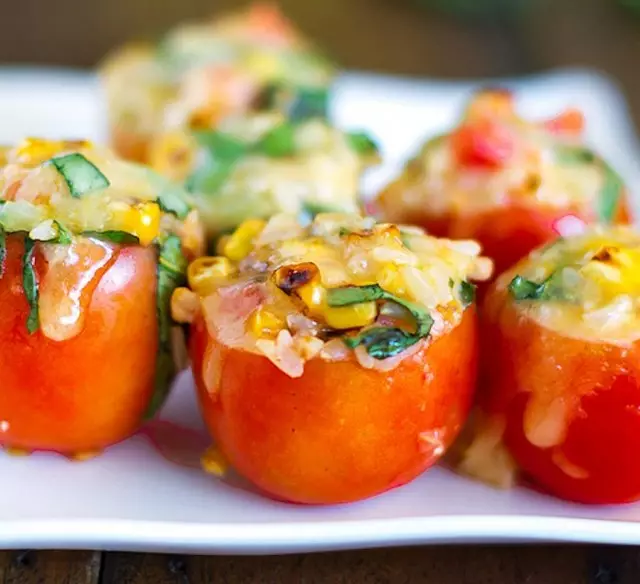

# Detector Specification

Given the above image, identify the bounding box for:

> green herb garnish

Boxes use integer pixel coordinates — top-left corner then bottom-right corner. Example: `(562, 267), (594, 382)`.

(22, 237), (39, 334)
(347, 131), (378, 156)
(257, 84), (329, 121)
(158, 185), (191, 219)
(458, 281), (476, 307)
(256, 122), (297, 157)
(50, 153), (110, 198)
(83, 230), (140, 245)
(52, 221), (73, 244)
(508, 275), (549, 300)
(146, 234), (187, 419)
(343, 327), (420, 359)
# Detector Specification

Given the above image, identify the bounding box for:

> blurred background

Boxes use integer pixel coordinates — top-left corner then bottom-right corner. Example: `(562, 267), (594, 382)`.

(3, 0), (640, 127)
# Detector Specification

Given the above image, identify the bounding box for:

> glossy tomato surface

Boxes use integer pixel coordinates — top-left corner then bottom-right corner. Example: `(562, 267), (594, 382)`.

(0, 235), (158, 455)
(481, 282), (640, 504)
(191, 308), (478, 505)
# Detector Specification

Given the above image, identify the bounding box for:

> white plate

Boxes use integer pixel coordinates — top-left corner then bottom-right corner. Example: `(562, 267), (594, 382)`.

(1, 67), (640, 555)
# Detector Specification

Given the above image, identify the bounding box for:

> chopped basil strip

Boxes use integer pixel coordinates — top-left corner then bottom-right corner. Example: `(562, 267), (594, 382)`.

(344, 327), (420, 360)
(347, 132), (378, 156)
(598, 163), (625, 223)
(554, 145), (624, 223)
(0, 226), (5, 278)
(327, 284), (434, 358)
(508, 275), (549, 300)
(256, 122), (297, 157)
(158, 186), (191, 219)
(83, 230), (140, 244)
(186, 131), (249, 195)
(257, 84), (329, 121)
(50, 153), (110, 198)
(146, 234), (187, 419)
(53, 221), (73, 244)
(22, 238), (39, 334)
(458, 281), (476, 307)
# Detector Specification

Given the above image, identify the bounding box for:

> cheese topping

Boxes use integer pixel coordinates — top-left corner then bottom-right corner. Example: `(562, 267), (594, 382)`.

(173, 213), (492, 377)
(150, 112), (378, 234)
(377, 89), (624, 221)
(503, 227), (640, 343)
(101, 3), (333, 141)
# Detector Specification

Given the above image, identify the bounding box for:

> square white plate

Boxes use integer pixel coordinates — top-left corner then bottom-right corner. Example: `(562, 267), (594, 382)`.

(1, 67), (640, 555)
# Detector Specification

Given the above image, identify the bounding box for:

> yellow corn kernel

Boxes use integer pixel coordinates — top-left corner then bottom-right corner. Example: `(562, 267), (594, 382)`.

(171, 287), (200, 323)
(222, 219), (266, 261)
(12, 138), (64, 165)
(377, 265), (407, 296)
(148, 131), (196, 182)
(247, 307), (286, 339)
(296, 281), (326, 317)
(133, 202), (161, 246)
(188, 256), (236, 296)
(201, 446), (228, 477)
(324, 302), (377, 330)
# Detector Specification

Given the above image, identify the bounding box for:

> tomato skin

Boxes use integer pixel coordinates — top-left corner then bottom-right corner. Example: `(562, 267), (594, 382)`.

(450, 120), (515, 169)
(190, 308), (478, 504)
(0, 235), (158, 454)
(481, 281), (640, 504)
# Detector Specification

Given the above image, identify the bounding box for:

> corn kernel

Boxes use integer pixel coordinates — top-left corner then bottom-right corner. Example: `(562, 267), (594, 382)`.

(171, 287), (200, 323)
(377, 265), (407, 296)
(188, 256), (236, 296)
(324, 302), (377, 330)
(247, 306), (285, 339)
(222, 219), (266, 261)
(296, 281), (326, 317)
(133, 202), (161, 246)
(148, 131), (196, 182)
(12, 138), (64, 165)
(201, 446), (228, 477)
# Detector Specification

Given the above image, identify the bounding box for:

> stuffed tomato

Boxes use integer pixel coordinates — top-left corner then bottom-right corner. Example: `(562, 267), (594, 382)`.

(374, 89), (631, 280)
(173, 213), (492, 504)
(0, 138), (204, 457)
(101, 2), (334, 163)
(149, 111), (379, 240)
(463, 227), (640, 503)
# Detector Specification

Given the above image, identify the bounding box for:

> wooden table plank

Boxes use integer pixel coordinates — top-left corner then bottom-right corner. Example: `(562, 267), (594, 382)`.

(100, 545), (594, 584)
(0, 550), (101, 584)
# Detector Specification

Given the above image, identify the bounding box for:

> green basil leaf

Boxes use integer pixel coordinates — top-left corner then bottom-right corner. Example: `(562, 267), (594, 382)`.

(554, 145), (596, 165)
(347, 131), (379, 156)
(83, 230), (140, 245)
(598, 163), (624, 223)
(50, 153), (110, 198)
(22, 237), (39, 334)
(145, 234), (187, 419)
(256, 122), (297, 157)
(186, 131), (249, 195)
(257, 84), (329, 121)
(158, 185), (191, 219)
(508, 275), (548, 300)
(52, 221), (73, 244)
(458, 280), (476, 307)
(327, 284), (434, 340)
(344, 327), (420, 360)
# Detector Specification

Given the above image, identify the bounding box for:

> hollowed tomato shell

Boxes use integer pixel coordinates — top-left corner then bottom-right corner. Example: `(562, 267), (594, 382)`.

(190, 307), (478, 504)
(0, 234), (158, 455)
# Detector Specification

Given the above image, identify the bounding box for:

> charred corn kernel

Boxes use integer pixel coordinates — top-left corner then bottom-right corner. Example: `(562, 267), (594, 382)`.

(377, 265), (407, 296)
(296, 281), (326, 317)
(324, 302), (377, 330)
(133, 202), (161, 246)
(248, 307), (286, 339)
(148, 131), (196, 182)
(222, 219), (266, 261)
(201, 446), (228, 477)
(171, 287), (200, 323)
(188, 256), (236, 295)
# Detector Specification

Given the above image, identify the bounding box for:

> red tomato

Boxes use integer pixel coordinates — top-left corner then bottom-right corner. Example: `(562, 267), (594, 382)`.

(0, 235), (158, 455)
(190, 308), (478, 504)
(450, 120), (515, 169)
(481, 276), (640, 504)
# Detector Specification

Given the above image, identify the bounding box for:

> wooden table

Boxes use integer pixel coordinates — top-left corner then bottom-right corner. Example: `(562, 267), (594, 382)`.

(1, 0), (640, 581)
(1, 545), (638, 583)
